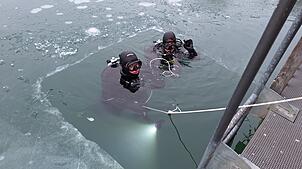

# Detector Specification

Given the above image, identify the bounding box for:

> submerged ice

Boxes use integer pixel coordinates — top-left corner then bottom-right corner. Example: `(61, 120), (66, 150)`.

(85, 27), (101, 36)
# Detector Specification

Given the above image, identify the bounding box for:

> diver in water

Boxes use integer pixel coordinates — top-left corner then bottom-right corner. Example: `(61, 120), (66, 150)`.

(153, 31), (198, 67)
(103, 50), (165, 126)
(107, 51), (142, 93)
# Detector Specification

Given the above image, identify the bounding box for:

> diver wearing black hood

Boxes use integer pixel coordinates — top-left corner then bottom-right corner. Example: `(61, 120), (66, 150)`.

(153, 31), (197, 67)
(118, 51), (142, 93)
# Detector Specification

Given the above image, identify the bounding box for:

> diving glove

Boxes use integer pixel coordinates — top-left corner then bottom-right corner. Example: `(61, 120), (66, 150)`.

(183, 39), (194, 50)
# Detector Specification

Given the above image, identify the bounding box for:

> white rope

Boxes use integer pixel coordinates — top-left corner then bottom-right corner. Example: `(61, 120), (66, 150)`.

(142, 105), (167, 113)
(143, 96), (302, 115)
(149, 57), (179, 77)
(144, 90), (153, 104)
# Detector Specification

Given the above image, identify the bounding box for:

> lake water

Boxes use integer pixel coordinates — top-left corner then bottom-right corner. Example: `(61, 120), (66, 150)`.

(1, 0), (302, 168)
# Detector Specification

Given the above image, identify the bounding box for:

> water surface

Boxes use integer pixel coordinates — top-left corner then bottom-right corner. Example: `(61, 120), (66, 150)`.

(1, 0), (302, 168)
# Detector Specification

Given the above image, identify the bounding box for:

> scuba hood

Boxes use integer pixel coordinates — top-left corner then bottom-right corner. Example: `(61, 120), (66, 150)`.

(162, 31), (176, 55)
(119, 51), (142, 77)
(163, 31), (176, 44)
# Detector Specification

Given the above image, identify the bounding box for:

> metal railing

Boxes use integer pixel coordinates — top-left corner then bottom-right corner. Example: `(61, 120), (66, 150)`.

(197, 0), (298, 168)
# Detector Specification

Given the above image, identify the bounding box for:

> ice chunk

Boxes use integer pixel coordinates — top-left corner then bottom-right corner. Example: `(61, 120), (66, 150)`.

(65, 21), (73, 24)
(68, 0), (90, 4)
(87, 117), (95, 121)
(138, 12), (145, 16)
(85, 27), (101, 36)
(0, 59), (5, 65)
(41, 5), (54, 9)
(138, 2), (156, 7)
(30, 8), (42, 14)
(77, 6), (88, 9)
(166, 0), (182, 4)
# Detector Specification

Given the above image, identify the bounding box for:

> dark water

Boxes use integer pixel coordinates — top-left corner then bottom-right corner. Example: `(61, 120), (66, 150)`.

(1, 0), (302, 168)
(42, 29), (239, 169)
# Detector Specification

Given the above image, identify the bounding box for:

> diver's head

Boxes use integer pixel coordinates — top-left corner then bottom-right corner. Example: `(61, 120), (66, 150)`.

(162, 31), (176, 54)
(119, 51), (142, 76)
(163, 31), (176, 44)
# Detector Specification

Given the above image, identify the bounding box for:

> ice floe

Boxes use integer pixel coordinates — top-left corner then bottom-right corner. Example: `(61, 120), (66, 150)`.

(30, 4), (54, 14)
(41, 5), (54, 9)
(69, 0), (90, 4)
(30, 8), (42, 14)
(87, 117), (95, 121)
(65, 21), (73, 24)
(77, 5), (88, 9)
(138, 2), (156, 7)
